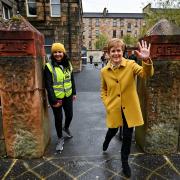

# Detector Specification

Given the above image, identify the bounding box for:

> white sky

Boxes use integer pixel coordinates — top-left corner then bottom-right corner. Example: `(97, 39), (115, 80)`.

(82, 0), (155, 13)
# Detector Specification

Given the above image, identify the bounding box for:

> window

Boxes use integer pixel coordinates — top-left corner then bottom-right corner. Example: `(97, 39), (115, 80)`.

(2, 3), (12, 19)
(44, 36), (54, 58)
(51, 0), (61, 17)
(95, 19), (99, 27)
(113, 30), (116, 38)
(120, 19), (124, 27)
(121, 30), (123, 37)
(89, 19), (92, 26)
(127, 23), (131, 32)
(135, 20), (138, 27)
(89, 41), (92, 49)
(113, 19), (117, 27)
(88, 30), (92, 38)
(95, 29), (99, 37)
(134, 30), (137, 38)
(26, 0), (37, 16)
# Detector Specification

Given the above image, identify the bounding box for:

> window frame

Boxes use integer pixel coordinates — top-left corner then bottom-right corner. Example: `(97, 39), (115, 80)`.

(26, 0), (37, 17)
(95, 18), (99, 27)
(113, 30), (116, 38)
(44, 36), (54, 59)
(120, 19), (124, 27)
(2, 3), (11, 19)
(113, 19), (117, 27)
(50, 0), (61, 17)
(95, 29), (99, 37)
(127, 23), (131, 32)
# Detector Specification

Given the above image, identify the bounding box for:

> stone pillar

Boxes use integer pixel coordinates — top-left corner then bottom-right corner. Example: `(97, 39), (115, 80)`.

(0, 15), (50, 158)
(136, 19), (180, 154)
(0, 104), (6, 156)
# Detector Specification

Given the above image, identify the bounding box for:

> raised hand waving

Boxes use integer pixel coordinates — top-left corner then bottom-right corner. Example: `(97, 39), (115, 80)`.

(135, 40), (151, 62)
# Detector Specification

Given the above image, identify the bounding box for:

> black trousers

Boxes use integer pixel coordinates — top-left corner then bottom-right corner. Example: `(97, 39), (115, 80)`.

(104, 110), (133, 162)
(52, 95), (73, 138)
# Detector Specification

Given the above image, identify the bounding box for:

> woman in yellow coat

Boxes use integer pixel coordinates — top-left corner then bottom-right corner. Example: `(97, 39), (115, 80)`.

(100, 38), (154, 178)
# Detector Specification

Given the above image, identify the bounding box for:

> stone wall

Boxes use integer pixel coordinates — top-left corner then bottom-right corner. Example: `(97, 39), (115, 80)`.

(135, 19), (180, 154)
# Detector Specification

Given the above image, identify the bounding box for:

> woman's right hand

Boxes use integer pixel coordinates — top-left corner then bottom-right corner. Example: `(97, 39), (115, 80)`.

(52, 100), (62, 107)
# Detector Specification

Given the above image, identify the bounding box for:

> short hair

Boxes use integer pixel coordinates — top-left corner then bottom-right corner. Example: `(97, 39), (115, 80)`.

(107, 38), (125, 53)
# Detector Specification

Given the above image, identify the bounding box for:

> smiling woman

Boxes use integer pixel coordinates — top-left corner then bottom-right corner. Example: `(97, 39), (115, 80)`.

(100, 38), (154, 178)
(44, 42), (77, 152)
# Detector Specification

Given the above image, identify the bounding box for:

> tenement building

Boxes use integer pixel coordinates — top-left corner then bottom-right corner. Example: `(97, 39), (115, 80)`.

(17, 0), (83, 72)
(83, 8), (145, 50)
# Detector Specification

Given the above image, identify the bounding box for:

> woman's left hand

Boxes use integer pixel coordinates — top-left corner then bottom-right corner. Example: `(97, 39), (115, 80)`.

(135, 40), (151, 61)
(73, 95), (77, 101)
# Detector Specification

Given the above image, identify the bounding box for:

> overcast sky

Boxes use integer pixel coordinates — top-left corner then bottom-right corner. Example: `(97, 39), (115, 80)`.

(82, 0), (155, 13)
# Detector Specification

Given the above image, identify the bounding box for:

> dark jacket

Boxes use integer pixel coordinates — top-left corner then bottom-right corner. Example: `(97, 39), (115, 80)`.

(44, 55), (76, 105)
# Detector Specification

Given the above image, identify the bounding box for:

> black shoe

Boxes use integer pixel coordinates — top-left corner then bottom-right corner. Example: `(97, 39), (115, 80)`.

(122, 162), (131, 178)
(103, 139), (109, 151)
(63, 127), (73, 138)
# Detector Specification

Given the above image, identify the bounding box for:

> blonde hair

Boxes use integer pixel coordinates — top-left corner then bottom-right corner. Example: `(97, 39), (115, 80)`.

(107, 38), (125, 53)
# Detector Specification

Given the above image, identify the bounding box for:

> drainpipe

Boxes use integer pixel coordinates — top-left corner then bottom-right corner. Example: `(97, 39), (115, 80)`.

(42, 0), (46, 22)
(67, 0), (72, 59)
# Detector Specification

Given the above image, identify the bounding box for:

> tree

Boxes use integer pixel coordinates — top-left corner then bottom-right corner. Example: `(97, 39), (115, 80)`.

(141, 0), (180, 36)
(95, 34), (108, 50)
(123, 34), (138, 47)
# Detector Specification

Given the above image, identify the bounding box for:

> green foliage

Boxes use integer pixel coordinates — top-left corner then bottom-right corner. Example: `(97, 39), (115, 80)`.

(141, 0), (180, 36)
(123, 34), (138, 47)
(95, 34), (108, 50)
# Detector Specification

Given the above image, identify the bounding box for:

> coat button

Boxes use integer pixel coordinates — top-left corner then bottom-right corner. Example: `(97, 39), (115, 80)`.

(123, 107), (125, 109)
(118, 94), (120, 97)
(116, 80), (118, 83)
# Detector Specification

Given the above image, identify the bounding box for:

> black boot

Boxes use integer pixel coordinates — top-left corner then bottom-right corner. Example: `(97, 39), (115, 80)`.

(103, 128), (118, 151)
(122, 161), (131, 178)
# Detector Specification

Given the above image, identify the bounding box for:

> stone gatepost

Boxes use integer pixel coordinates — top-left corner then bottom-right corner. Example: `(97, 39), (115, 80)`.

(0, 16), (50, 158)
(136, 19), (180, 154)
(0, 104), (6, 156)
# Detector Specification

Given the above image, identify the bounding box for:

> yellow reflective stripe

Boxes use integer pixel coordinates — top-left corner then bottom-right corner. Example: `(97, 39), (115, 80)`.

(53, 82), (64, 86)
(47, 63), (58, 83)
(64, 87), (72, 92)
(64, 79), (71, 83)
(53, 88), (64, 91)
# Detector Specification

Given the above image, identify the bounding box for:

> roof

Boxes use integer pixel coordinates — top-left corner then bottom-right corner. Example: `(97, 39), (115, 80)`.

(146, 19), (180, 36)
(83, 12), (144, 19)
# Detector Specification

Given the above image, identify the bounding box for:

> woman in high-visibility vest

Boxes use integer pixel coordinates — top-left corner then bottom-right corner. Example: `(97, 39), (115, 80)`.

(44, 43), (76, 152)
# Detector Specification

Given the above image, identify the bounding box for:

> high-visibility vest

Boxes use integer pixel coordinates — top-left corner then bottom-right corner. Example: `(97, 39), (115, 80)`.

(46, 62), (73, 98)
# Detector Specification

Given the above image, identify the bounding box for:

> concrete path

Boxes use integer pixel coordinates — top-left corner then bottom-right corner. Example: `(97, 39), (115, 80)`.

(0, 63), (179, 180)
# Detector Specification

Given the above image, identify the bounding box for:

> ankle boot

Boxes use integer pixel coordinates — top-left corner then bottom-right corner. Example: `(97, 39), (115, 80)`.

(122, 162), (131, 178)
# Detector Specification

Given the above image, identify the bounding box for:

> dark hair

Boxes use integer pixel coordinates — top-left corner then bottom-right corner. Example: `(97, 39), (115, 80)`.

(50, 53), (71, 70)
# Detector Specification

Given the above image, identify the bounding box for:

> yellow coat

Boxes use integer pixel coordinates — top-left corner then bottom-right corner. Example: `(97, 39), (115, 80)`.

(100, 58), (154, 128)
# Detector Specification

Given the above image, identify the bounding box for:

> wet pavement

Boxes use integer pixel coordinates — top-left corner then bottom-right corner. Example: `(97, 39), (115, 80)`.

(0, 63), (180, 179)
